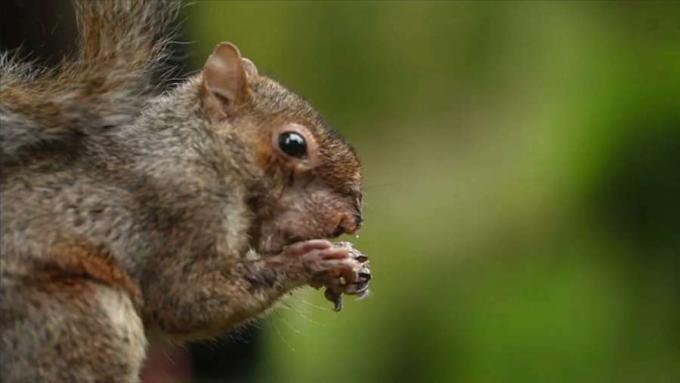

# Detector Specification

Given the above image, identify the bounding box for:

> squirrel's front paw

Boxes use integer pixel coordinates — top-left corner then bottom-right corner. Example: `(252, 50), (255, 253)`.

(282, 240), (371, 311)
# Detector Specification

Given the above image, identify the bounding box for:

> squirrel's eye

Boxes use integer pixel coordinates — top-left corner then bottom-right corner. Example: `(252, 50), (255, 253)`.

(278, 131), (307, 158)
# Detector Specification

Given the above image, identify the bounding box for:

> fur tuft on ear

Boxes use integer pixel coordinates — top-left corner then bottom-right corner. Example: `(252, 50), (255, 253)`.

(201, 42), (249, 120)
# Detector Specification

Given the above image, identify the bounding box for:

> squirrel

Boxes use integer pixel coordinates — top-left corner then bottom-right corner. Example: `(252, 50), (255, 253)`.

(0, 1), (371, 382)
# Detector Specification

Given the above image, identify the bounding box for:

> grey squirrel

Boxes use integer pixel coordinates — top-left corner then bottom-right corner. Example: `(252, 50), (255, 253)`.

(0, 1), (370, 382)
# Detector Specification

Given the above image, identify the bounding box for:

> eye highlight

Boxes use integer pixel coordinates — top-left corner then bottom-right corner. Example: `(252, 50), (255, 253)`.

(278, 131), (307, 158)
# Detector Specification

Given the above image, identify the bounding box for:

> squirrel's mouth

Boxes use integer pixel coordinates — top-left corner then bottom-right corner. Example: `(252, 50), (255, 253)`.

(257, 226), (342, 256)
(252, 202), (361, 256)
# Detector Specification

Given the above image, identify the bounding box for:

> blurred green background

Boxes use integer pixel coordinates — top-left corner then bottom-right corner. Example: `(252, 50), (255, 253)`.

(185, 1), (680, 382)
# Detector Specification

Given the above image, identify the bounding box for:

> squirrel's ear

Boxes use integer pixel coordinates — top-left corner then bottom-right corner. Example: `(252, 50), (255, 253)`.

(202, 42), (248, 120)
(241, 57), (259, 78)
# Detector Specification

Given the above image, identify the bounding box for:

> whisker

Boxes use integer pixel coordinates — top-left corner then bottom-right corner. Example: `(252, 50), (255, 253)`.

(292, 297), (330, 312)
(272, 322), (296, 353)
(280, 317), (302, 335)
(280, 300), (322, 326)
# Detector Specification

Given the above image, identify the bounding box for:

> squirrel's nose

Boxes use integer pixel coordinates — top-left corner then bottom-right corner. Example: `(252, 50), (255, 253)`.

(331, 212), (362, 237)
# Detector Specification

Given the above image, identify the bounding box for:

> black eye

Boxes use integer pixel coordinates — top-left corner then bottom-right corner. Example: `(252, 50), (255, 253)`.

(278, 131), (307, 158)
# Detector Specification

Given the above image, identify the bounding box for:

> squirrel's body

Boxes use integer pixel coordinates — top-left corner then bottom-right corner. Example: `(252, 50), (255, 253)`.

(0, 1), (369, 381)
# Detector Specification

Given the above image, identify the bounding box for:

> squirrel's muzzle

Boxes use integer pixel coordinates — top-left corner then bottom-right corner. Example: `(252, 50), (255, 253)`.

(332, 211), (362, 237)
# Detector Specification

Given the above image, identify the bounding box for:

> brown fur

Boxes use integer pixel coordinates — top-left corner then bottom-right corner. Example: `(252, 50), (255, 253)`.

(30, 241), (143, 308)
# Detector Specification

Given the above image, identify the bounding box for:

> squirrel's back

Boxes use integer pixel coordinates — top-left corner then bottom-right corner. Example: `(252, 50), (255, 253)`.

(0, 0), (180, 164)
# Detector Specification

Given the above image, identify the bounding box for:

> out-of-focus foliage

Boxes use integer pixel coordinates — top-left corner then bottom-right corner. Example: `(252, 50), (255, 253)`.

(186, 1), (680, 382)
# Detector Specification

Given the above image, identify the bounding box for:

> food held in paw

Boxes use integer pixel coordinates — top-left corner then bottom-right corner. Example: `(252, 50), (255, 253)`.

(322, 242), (371, 312)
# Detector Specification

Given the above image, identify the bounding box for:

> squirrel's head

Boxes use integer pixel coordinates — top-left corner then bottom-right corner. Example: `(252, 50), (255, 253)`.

(199, 42), (362, 254)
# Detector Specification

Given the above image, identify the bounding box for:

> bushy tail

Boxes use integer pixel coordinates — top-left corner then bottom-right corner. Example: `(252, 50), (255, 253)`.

(0, 0), (181, 162)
